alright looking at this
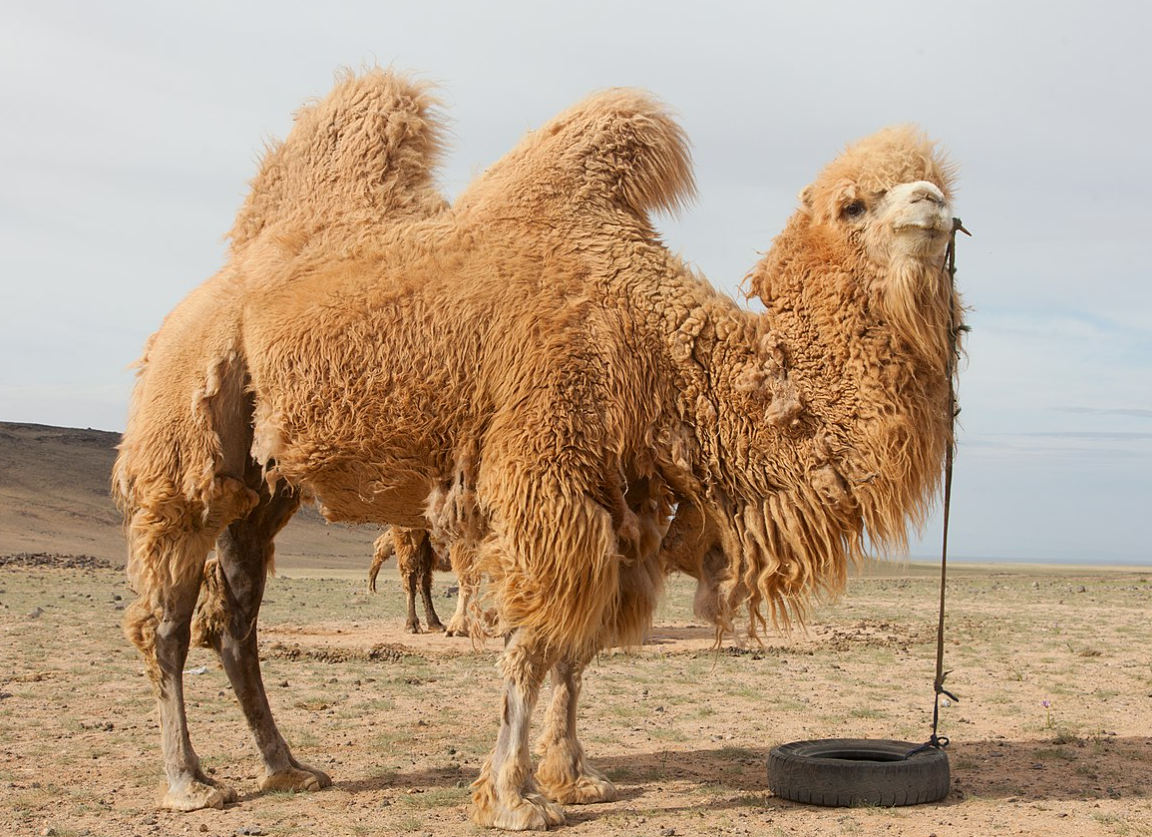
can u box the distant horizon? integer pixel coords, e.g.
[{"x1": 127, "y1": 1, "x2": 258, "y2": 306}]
[{"x1": 4, "y1": 417, "x2": 1147, "y2": 568}]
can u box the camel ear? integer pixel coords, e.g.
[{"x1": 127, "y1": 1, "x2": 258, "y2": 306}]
[{"x1": 798, "y1": 186, "x2": 814, "y2": 213}]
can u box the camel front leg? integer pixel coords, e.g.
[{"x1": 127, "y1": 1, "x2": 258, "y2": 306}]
[
  {"x1": 535, "y1": 655, "x2": 617, "y2": 804},
  {"x1": 471, "y1": 631, "x2": 566, "y2": 830},
  {"x1": 201, "y1": 483, "x2": 331, "y2": 795}
]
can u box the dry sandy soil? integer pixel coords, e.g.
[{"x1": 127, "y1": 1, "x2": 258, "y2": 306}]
[{"x1": 2, "y1": 555, "x2": 1151, "y2": 837}]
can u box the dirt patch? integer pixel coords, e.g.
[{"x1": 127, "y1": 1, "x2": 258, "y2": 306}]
[{"x1": 262, "y1": 641, "x2": 420, "y2": 665}]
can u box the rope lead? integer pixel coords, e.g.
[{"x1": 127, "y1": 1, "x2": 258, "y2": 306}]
[{"x1": 910, "y1": 217, "x2": 970, "y2": 759}]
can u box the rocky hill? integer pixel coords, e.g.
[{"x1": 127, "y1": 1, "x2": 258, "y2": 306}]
[{"x1": 0, "y1": 422, "x2": 379, "y2": 569}]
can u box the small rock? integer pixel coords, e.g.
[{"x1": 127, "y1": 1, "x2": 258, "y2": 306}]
[
  {"x1": 27, "y1": 607, "x2": 44, "y2": 620},
  {"x1": 279, "y1": 680, "x2": 289, "y2": 688},
  {"x1": 236, "y1": 827, "x2": 264, "y2": 836},
  {"x1": 661, "y1": 829, "x2": 677, "y2": 837},
  {"x1": 199, "y1": 825, "x2": 209, "y2": 833},
  {"x1": 41, "y1": 828, "x2": 57, "y2": 836}
]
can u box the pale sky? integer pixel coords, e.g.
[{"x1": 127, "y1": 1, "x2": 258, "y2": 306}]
[{"x1": 1, "y1": 1, "x2": 1148, "y2": 564}]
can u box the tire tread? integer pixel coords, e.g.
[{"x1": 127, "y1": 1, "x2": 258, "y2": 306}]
[{"x1": 767, "y1": 738, "x2": 949, "y2": 808}]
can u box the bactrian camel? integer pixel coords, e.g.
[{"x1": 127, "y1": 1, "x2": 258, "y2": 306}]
[
  {"x1": 368, "y1": 526, "x2": 480, "y2": 635},
  {"x1": 114, "y1": 69, "x2": 963, "y2": 830}
]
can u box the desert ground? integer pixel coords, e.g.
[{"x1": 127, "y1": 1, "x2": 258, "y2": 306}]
[{"x1": 2, "y1": 554, "x2": 1151, "y2": 837}]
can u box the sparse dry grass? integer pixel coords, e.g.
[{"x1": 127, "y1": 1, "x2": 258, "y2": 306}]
[{"x1": 1, "y1": 561, "x2": 1150, "y2": 836}]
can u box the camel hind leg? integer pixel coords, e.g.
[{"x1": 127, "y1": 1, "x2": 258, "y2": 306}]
[
  {"x1": 194, "y1": 475, "x2": 331, "y2": 795},
  {"x1": 122, "y1": 479, "x2": 255, "y2": 811}
]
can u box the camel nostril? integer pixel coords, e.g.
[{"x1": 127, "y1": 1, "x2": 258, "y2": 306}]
[{"x1": 905, "y1": 182, "x2": 946, "y2": 207}]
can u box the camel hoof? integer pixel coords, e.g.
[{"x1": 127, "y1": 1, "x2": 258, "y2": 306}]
[
  {"x1": 537, "y1": 767, "x2": 618, "y2": 805},
  {"x1": 161, "y1": 779, "x2": 235, "y2": 812},
  {"x1": 405, "y1": 623, "x2": 422, "y2": 634},
  {"x1": 470, "y1": 790, "x2": 565, "y2": 831},
  {"x1": 261, "y1": 763, "x2": 332, "y2": 793},
  {"x1": 425, "y1": 622, "x2": 446, "y2": 634}
]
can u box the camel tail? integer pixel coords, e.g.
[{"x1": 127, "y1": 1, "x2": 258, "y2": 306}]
[
  {"x1": 368, "y1": 529, "x2": 395, "y2": 593},
  {"x1": 112, "y1": 294, "x2": 260, "y2": 664},
  {"x1": 229, "y1": 67, "x2": 449, "y2": 251}
]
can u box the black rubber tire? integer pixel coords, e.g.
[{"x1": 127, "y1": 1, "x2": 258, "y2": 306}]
[{"x1": 768, "y1": 738, "x2": 949, "y2": 807}]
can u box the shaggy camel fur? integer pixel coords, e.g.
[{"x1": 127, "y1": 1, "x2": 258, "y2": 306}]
[
  {"x1": 369, "y1": 515, "x2": 718, "y2": 638},
  {"x1": 114, "y1": 69, "x2": 963, "y2": 829},
  {"x1": 368, "y1": 526, "x2": 479, "y2": 635}
]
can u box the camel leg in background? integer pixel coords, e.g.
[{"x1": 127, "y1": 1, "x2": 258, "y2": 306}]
[
  {"x1": 396, "y1": 529, "x2": 443, "y2": 633},
  {"x1": 534, "y1": 652, "x2": 617, "y2": 804},
  {"x1": 470, "y1": 630, "x2": 566, "y2": 830},
  {"x1": 445, "y1": 541, "x2": 480, "y2": 637},
  {"x1": 417, "y1": 533, "x2": 446, "y2": 633},
  {"x1": 201, "y1": 478, "x2": 332, "y2": 794}
]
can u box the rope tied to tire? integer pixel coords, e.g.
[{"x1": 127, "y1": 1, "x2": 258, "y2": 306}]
[
  {"x1": 905, "y1": 216, "x2": 970, "y2": 760},
  {"x1": 767, "y1": 220, "x2": 971, "y2": 806}
]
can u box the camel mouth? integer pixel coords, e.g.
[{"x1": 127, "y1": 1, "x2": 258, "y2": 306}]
[{"x1": 893, "y1": 222, "x2": 949, "y2": 235}]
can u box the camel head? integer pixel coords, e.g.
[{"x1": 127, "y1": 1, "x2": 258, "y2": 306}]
[{"x1": 752, "y1": 125, "x2": 960, "y2": 373}]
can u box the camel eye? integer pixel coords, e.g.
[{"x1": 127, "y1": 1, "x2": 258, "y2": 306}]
[{"x1": 842, "y1": 200, "x2": 866, "y2": 220}]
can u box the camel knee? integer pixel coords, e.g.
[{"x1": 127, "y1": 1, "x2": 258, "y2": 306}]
[{"x1": 123, "y1": 599, "x2": 163, "y2": 684}]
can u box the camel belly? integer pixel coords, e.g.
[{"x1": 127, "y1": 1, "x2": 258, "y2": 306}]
[
  {"x1": 251, "y1": 394, "x2": 448, "y2": 528},
  {"x1": 308, "y1": 473, "x2": 433, "y2": 527}
]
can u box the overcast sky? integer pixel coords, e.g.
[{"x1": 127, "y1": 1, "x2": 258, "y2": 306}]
[{"x1": 1, "y1": 1, "x2": 1148, "y2": 564}]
